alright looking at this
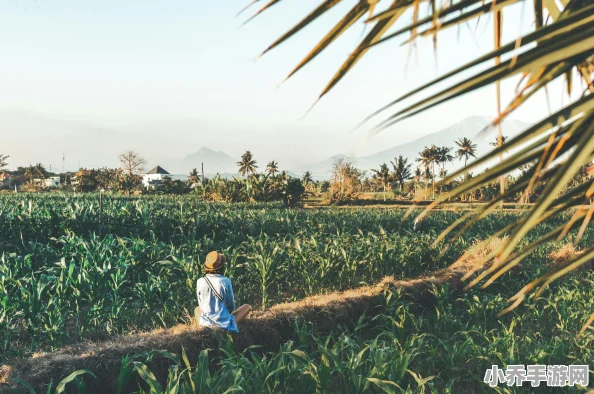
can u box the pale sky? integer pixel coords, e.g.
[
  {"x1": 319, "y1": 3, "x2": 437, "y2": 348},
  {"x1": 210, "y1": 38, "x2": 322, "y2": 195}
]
[{"x1": 0, "y1": 0, "x2": 575, "y2": 169}]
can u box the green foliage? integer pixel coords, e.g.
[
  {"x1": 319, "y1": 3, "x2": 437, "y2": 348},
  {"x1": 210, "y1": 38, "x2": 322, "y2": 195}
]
[
  {"x1": 1, "y1": 193, "x2": 591, "y2": 361},
  {"x1": 2, "y1": 194, "x2": 594, "y2": 392},
  {"x1": 78, "y1": 275, "x2": 594, "y2": 392},
  {"x1": 282, "y1": 178, "x2": 305, "y2": 207},
  {"x1": 0, "y1": 193, "x2": 461, "y2": 358}
]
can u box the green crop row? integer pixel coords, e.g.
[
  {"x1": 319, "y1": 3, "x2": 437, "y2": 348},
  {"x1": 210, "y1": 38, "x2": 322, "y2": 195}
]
[
  {"x1": 17, "y1": 267, "x2": 594, "y2": 393},
  {"x1": 0, "y1": 194, "x2": 592, "y2": 369}
]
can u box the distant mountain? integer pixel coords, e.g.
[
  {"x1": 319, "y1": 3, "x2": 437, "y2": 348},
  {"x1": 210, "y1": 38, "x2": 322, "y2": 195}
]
[
  {"x1": 294, "y1": 116, "x2": 531, "y2": 179},
  {"x1": 172, "y1": 147, "x2": 238, "y2": 174},
  {"x1": 293, "y1": 154, "x2": 349, "y2": 179},
  {"x1": 162, "y1": 148, "x2": 302, "y2": 178}
]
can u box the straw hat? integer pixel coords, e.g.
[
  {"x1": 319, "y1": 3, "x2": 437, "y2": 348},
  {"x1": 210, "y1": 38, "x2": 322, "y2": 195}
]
[{"x1": 204, "y1": 251, "x2": 226, "y2": 271}]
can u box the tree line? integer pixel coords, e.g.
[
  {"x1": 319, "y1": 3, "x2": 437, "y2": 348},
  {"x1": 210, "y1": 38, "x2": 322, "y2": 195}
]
[{"x1": 2, "y1": 138, "x2": 592, "y2": 205}]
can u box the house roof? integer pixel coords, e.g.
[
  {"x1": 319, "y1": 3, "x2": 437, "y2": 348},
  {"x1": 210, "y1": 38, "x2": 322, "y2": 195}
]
[{"x1": 146, "y1": 165, "x2": 170, "y2": 175}]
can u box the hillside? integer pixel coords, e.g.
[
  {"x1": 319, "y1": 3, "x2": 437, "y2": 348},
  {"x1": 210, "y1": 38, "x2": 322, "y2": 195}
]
[
  {"x1": 172, "y1": 147, "x2": 238, "y2": 174},
  {"x1": 294, "y1": 116, "x2": 531, "y2": 179}
]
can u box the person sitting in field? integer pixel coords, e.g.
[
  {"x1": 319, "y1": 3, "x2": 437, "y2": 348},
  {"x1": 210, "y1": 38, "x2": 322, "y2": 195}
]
[{"x1": 194, "y1": 251, "x2": 251, "y2": 333}]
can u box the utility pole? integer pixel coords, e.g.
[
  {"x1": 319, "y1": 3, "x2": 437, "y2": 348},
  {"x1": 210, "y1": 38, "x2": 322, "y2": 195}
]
[
  {"x1": 62, "y1": 153, "x2": 65, "y2": 185},
  {"x1": 201, "y1": 162, "x2": 205, "y2": 183}
]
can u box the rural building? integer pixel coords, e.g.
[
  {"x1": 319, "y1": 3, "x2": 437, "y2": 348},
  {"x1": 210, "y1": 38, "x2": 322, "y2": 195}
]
[
  {"x1": 33, "y1": 177, "x2": 61, "y2": 188},
  {"x1": 44, "y1": 177, "x2": 61, "y2": 188},
  {"x1": 143, "y1": 165, "x2": 188, "y2": 188}
]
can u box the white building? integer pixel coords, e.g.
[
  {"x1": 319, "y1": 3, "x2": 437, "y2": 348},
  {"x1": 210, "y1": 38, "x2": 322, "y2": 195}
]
[
  {"x1": 33, "y1": 177, "x2": 61, "y2": 188},
  {"x1": 143, "y1": 166, "x2": 188, "y2": 188},
  {"x1": 44, "y1": 176, "x2": 61, "y2": 188}
]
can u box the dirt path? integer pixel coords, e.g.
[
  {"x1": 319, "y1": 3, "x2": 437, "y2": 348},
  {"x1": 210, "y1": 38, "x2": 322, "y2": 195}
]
[{"x1": 0, "y1": 240, "x2": 499, "y2": 393}]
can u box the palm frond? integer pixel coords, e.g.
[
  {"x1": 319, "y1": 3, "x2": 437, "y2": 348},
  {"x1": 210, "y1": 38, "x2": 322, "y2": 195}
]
[{"x1": 247, "y1": 0, "x2": 594, "y2": 331}]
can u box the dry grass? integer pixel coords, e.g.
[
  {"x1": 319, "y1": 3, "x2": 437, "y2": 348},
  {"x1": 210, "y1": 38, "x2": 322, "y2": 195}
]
[
  {"x1": 0, "y1": 239, "x2": 501, "y2": 394},
  {"x1": 548, "y1": 243, "x2": 591, "y2": 271},
  {"x1": 549, "y1": 243, "x2": 580, "y2": 267}
]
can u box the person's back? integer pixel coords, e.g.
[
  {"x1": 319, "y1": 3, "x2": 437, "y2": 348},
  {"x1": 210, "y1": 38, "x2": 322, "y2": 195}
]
[
  {"x1": 196, "y1": 273, "x2": 238, "y2": 332},
  {"x1": 194, "y1": 251, "x2": 251, "y2": 333}
]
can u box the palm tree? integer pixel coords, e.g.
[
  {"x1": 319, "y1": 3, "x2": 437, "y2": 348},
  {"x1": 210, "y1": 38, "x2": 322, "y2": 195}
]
[
  {"x1": 423, "y1": 167, "x2": 432, "y2": 194},
  {"x1": 436, "y1": 147, "x2": 454, "y2": 180},
  {"x1": 302, "y1": 171, "x2": 313, "y2": 184},
  {"x1": 24, "y1": 167, "x2": 35, "y2": 186},
  {"x1": 188, "y1": 168, "x2": 200, "y2": 186},
  {"x1": 248, "y1": 1, "x2": 594, "y2": 321},
  {"x1": 455, "y1": 138, "x2": 477, "y2": 167},
  {"x1": 237, "y1": 151, "x2": 258, "y2": 177},
  {"x1": 417, "y1": 146, "x2": 439, "y2": 199},
  {"x1": 416, "y1": 148, "x2": 432, "y2": 198},
  {"x1": 489, "y1": 135, "x2": 508, "y2": 148},
  {"x1": 266, "y1": 160, "x2": 279, "y2": 176},
  {"x1": 34, "y1": 163, "x2": 47, "y2": 178},
  {"x1": 370, "y1": 163, "x2": 391, "y2": 201},
  {"x1": 390, "y1": 155, "x2": 412, "y2": 192},
  {"x1": 280, "y1": 170, "x2": 288, "y2": 182},
  {"x1": 413, "y1": 167, "x2": 423, "y2": 194},
  {"x1": 489, "y1": 136, "x2": 509, "y2": 202},
  {"x1": 24, "y1": 165, "x2": 44, "y2": 189}
]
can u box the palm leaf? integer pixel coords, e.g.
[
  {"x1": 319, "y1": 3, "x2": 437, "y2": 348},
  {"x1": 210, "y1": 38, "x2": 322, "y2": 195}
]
[
  {"x1": 317, "y1": 0, "x2": 408, "y2": 100},
  {"x1": 243, "y1": 0, "x2": 283, "y2": 25},
  {"x1": 246, "y1": 0, "x2": 594, "y2": 329},
  {"x1": 361, "y1": 4, "x2": 594, "y2": 125},
  {"x1": 258, "y1": 0, "x2": 344, "y2": 57},
  {"x1": 283, "y1": 1, "x2": 370, "y2": 83}
]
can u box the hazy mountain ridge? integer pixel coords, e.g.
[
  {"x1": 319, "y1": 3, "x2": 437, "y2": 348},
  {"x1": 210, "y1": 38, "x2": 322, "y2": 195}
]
[
  {"x1": 174, "y1": 147, "x2": 238, "y2": 174},
  {"x1": 293, "y1": 116, "x2": 531, "y2": 180},
  {"x1": 1, "y1": 111, "x2": 530, "y2": 180}
]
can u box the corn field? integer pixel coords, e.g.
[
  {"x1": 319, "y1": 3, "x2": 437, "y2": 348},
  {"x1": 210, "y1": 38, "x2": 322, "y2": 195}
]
[{"x1": 1, "y1": 194, "x2": 593, "y2": 392}]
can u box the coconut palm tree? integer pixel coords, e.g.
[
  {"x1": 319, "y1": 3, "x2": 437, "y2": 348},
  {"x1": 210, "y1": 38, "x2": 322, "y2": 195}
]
[
  {"x1": 489, "y1": 135, "x2": 508, "y2": 148},
  {"x1": 370, "y1": 163, "x2": 391, "y2": 201},
  {"x1": 390, "y1": 155, "x2": 412, "y2": 191},
  {"x1": 34, "y1": 163, "x2": 47, "y2": 178},
  {"x1": 23, "y1": 166, "x2": 35, "y2": 186},
  {"x1": 237, "y1": 151, "x2": 258, "y2": 177},
  {"x1": 188, "y1": 168, "x2": 200, "y2": 186},
  {"x1": 266, "y1": 160, "x2": 279, "y2": 176},
  {"x1": 413, "y1": 166, "x2": 423, "y2": 194},
  {"x1": 24, "y1": 165, "x2": 44, "y2": 189},
  {"x1": 455, "y1": 138, "x2": 477, "y2": 168},
  {"x1": 417, "y1": 146, "x2": 439, "y2": 199},
  {"x1": 436, "y1": 147, "x2": 454, "y2": 180},
  {"x1": 247, "y1": 0, "x2": 594, "y2": 323},
  {"x1": 416, "y1": 148, "x2": 432, "y2": 198},
  {"x1": 302, "y1": 171, "x2": 313, "y2": 184},
  {"x1": 280, "y1": 170, "x2": 288, "y2": 182}
]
